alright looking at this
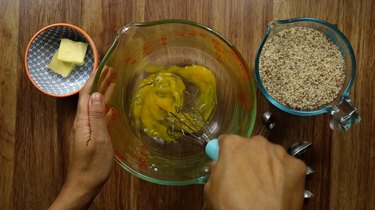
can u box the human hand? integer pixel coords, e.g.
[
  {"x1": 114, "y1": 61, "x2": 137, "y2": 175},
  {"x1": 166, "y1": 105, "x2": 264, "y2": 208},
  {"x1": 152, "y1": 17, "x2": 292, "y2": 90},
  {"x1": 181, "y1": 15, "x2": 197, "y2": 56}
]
[
  {"x1": 49, "y1": 71, "x2": 114, "y2": 210},
  {"x1": 204, "y1": 135, "x2": 307, "y2": 210}
]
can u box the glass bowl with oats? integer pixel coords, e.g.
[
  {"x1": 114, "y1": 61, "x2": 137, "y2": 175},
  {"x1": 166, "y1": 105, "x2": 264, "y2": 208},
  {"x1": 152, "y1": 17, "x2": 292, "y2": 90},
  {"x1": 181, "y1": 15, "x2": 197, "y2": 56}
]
[{"x1": 254, "y1": 17, "x2": 360, "y2": 131}]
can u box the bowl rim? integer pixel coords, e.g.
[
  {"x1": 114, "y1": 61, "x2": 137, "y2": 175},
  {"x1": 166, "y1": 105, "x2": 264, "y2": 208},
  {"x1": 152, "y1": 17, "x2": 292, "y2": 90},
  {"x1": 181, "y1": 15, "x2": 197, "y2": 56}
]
[
  {"x1": 254, "y1": 17, "x2": 356, "y2": 116},
  {"x1": 92, "y1": 19, "x2": 258, "y2": 185},
  {"x1": 24, "y1": 23, "x2": 99, "y2": 97}
]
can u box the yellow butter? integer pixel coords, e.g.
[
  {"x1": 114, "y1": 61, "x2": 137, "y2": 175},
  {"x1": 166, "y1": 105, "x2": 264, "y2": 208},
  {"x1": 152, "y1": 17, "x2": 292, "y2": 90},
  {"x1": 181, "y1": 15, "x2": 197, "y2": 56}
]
[
  {"x1": 57, "y1": 38, "x2": 88, "y2": 65},
  {"x1": 48, "y1": 49, "x2": 76, "y2": 77}
]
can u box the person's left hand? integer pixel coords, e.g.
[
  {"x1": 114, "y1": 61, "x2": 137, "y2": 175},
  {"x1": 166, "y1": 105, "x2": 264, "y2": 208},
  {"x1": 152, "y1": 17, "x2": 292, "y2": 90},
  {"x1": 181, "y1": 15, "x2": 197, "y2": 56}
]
[{"x1": 49, "y1": 70, "x2": 114, "y2": 210}]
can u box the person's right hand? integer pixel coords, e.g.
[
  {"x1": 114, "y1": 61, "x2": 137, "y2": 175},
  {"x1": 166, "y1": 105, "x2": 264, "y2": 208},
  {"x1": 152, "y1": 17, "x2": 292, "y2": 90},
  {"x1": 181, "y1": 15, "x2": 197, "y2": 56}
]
[{"x1": 204, "y1": 135, "x2": 307, "y2": 210}]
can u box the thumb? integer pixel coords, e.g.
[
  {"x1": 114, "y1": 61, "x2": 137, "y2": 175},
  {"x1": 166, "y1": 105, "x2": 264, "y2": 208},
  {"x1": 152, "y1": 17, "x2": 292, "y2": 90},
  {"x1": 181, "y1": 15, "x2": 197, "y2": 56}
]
[{"x1": 89, "y1": 92, "x2": 109, "y2": 140}]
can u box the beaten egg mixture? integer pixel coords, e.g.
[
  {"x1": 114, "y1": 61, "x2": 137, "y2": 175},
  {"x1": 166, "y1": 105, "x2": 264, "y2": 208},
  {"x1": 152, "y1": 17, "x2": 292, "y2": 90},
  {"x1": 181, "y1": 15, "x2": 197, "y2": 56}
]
[{"x1": 131, "y1": 65, "x2": 217, "y2": 142}]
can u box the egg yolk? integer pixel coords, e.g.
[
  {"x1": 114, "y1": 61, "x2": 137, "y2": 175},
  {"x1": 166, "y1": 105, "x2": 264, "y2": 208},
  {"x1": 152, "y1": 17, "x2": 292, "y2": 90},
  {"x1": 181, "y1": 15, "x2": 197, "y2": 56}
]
[{"x1": 130, "y1": 65, "x2": 217, "y2": 142}]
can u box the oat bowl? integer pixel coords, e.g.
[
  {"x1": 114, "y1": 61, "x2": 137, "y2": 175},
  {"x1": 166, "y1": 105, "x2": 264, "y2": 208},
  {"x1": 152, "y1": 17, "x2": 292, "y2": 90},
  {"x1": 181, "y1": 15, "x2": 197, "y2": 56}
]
[{"x1": 254, "y1": 18, "x2": 360, "y2": 131}]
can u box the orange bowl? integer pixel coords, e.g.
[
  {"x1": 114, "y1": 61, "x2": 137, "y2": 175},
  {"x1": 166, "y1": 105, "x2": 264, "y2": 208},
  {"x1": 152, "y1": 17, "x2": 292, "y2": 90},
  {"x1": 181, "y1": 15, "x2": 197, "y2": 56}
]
[{"x1": 24, "y1": 23, "x2": 98, "y2": 97}]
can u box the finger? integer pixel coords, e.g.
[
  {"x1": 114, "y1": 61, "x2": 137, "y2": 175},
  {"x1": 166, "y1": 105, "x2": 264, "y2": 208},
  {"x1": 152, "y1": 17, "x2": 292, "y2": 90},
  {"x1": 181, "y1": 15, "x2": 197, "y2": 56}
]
[
  {"x1": 98, "y1": 65, "x2": 109, "y2": 86},
  {"x1": 89, "y1": 92, "x2": 109, "y2": 142},
  {"x1": 104, "y1": 82, "x2": 116, "y2": 103},
  {"x1": 214, "y1": 135, "x2": 242, "y2": 161},
  {"x1": 209, "y1": 161, "x2": 217, "y2": 172},
  {"x1": 99, "y1": 67, "x2": 114, "y2": 94},
  {"x1": 272, "y1": 143, "x2": 288, "y2": 160},
  {"x1": 251, "y1": 135, "x2": 270, "y2": 143},
  {"x1": 105, "y1": 109, "x2": 113, "y2": 124},
  {"x1": 105, "y1": 108, "x2": 116, "y2": 125},
  {"x1": 76, "y1": 68, "x2": 99, "y2": 120},
  {"x1": 289, "y1": 156, "x2": 308, "y2": 176},
  {"x1": 218, "y1": 134, "x2": 243, "y2": 156},
  {"x1": 80, "y1": 66, "x2": 98, "y2": 96},
  {"x1": 203, "y1": 180, "x2": 211, "y2": 196}
]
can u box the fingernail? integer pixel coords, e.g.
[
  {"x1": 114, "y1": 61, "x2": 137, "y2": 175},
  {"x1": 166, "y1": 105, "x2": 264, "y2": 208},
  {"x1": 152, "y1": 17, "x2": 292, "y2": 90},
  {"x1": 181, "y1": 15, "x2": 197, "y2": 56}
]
[{"x1": 90, "y1": 93, "x2": 102, "y2": 105}]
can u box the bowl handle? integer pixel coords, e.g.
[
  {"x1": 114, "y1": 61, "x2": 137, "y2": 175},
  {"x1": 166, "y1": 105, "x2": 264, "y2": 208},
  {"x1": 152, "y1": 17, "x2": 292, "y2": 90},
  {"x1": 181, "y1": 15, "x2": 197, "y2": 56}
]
[{"x1": 329, "y1": 97, "x2": 361, "y2": 131}]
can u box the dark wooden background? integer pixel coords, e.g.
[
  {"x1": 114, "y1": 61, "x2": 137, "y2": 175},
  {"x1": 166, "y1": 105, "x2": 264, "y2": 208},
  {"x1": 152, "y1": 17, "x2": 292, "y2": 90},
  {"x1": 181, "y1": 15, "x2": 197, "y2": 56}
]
[{"x1": 1, "y1": 0, "x2": 374, "y2": 209}]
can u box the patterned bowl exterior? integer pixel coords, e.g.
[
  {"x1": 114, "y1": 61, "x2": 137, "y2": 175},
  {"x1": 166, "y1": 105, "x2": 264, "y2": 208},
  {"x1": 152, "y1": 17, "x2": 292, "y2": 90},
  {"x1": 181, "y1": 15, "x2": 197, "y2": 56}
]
[{"x1": 25, "y1": 24, "x2": 98, "y2": 97}]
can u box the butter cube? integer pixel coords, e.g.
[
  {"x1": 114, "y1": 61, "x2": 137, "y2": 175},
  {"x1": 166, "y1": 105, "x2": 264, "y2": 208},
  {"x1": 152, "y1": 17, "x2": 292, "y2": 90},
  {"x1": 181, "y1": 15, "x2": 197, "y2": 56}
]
[
  {"x1": 48, "y1": 49, "x2": 76, "y2": 77},
  {"x1": 57, "y1": 38, "x2": 88, "y2": 65}
]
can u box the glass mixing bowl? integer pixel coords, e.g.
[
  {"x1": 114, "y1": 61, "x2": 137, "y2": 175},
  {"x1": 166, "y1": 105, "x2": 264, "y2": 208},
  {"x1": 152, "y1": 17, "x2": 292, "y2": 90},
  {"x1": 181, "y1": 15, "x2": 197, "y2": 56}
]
[
  {"x1": 254, "y1": 18, "x2": 360, "y2": 131},
  {"x1": 92, "y1": 19, "x2": 257, "y2": 185}
]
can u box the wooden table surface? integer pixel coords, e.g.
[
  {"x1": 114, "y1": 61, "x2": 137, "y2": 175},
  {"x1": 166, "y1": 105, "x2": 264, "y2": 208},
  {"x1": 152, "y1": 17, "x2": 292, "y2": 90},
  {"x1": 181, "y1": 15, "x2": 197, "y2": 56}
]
[{"x1": 1, "y1": 0, "x2": 374, "y2": 209}]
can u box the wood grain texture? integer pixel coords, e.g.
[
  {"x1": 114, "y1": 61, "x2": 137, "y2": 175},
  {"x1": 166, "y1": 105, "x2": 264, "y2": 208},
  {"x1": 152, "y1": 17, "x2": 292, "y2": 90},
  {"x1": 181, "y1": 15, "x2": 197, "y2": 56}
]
[
  {"x1": 0, "y1": 0, "x2": 19, "y2": 209},
  {"x1": 0, "y1": 0, "x2": 374, "y2": 209},
  {"x1": 330, "y1": 0, "x2": 375, "y2": 209}
]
